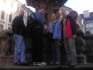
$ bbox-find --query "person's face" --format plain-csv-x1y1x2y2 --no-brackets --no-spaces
19,10,24,17
51,14,56,20
61,9,66,18
41,8,45,14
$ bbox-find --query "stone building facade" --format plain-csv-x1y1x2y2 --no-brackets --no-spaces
80,12,93,34
0,0,32,31
0,0,33,65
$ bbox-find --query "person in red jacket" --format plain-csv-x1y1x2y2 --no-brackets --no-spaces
59,8,77,66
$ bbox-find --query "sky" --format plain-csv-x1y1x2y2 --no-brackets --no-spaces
19,0,93,14
19,0,26,4
65,0,93,14
18,0,35,12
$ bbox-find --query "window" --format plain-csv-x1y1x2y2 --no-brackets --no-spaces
85,23,93,28
91,29,93,34
11,3,13,8
1,11,5,19
0,25,3,31
9,14,12,22
8,24,12,29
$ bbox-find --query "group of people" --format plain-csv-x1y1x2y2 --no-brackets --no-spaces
12,7,84,66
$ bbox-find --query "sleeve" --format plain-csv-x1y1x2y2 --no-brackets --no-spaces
12,17,23,34
53,21,61,40
70,16,77,35
48,23,52,33
12,17,19,33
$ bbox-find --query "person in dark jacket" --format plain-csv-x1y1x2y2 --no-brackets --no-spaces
69,11,86,54
53,8,77,66
48,13,61,65
12,9,27,65
30,7,47,66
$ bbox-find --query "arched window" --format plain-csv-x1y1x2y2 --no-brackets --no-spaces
1,11,5,19
9,14,12,22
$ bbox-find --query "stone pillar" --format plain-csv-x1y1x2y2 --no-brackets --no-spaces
0,30,14,65
84,35,93,64
75,36,87,64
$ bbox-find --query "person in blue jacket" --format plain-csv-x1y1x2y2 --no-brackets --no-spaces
31,7,47,66
48,13,61,65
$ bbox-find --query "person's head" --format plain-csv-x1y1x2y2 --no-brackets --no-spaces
60,8,67,18
19,9,24,17
38,7,46,14
69,11,78,19
51,13,57,21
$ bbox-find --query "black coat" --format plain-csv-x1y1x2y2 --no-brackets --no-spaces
12,16,25,36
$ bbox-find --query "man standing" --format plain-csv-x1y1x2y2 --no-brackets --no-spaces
61,9,77,66
30,7,47,66
53,8,77,66
12,9,27,65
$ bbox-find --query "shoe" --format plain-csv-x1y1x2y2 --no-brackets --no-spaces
21,61,30,66
37,62,47,66
69,60,77,67
50,62,55,65
55,62,61,65
32,62,37,66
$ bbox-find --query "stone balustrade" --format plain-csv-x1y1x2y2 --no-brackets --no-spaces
0,29,92,65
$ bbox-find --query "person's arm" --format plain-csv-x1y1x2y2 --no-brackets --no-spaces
12,17,19,33
53,21,61,40
70,16,77,38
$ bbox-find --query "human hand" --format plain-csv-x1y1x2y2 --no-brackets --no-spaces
73,35,77,38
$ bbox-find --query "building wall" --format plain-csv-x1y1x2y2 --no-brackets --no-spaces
0,0,32,31
80,12,93,34
85,21,93,34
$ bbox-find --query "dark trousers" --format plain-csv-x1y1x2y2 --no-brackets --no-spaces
60,40,67,64
64,38,77,63
32,28,43,62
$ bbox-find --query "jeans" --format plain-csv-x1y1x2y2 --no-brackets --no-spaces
14,34,26,63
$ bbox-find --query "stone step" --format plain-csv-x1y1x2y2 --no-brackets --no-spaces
0,64,93,70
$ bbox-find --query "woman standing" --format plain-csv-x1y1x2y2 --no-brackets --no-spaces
48,13,61,65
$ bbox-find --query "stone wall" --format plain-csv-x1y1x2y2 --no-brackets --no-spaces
0,29,92,65
83,35,93,63
0,30,14,65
